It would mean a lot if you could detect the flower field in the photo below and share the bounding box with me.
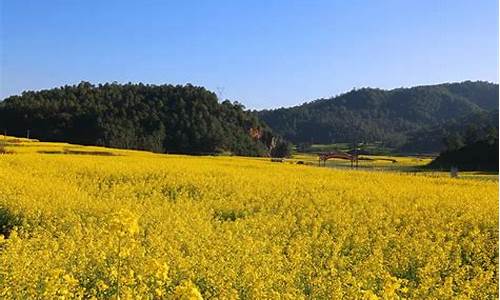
[0,137,498,299]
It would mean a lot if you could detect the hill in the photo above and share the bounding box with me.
[258,81,499,153]
[401,109,498,153]
[0,82,289,157]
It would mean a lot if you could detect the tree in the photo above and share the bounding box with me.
[443,133,464,152]
[270,139,292,158]
[258,81,499,153]
[0,82,286,157]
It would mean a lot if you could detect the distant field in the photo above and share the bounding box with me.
[0,136,498,298]
[289,153,498,181]
[297,143,399,156]
[291,153,432,168]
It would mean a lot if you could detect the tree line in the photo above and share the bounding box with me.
[0,82,291,157]
[258,81,499,153]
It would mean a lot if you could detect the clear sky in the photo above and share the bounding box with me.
[1,0,498,109]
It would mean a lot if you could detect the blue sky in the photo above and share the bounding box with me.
[1,0,498,109]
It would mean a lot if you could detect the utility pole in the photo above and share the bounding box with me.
[216,86,225,102]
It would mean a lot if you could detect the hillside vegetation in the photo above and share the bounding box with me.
[258,81,499,153]
[402,110,498,153]
[1,81,497,157]
[0,137,497,298]
[0,82,289,157]
[430,139,499,171]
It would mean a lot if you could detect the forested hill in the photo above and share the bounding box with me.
[258,81,499,153]
[0,82,289,157]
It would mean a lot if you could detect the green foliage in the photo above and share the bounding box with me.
[270,139,292,158]
[258,81,498,153]
[402,110,498,153]
[429,139,499,171]
[0,82,282,156]
[443,133,465,152]
[428,110,499,171]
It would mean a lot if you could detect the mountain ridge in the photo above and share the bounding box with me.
[257,80,498,152]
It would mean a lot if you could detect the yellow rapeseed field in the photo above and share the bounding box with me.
[0,136,498,299]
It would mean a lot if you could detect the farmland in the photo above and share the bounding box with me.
[0,136,498,299]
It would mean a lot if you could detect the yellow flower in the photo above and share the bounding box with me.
[172,280,203,300]
[63,274,79,286]
[97,280,109,292]
[109,209,139,235]
[0,136,497,299]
